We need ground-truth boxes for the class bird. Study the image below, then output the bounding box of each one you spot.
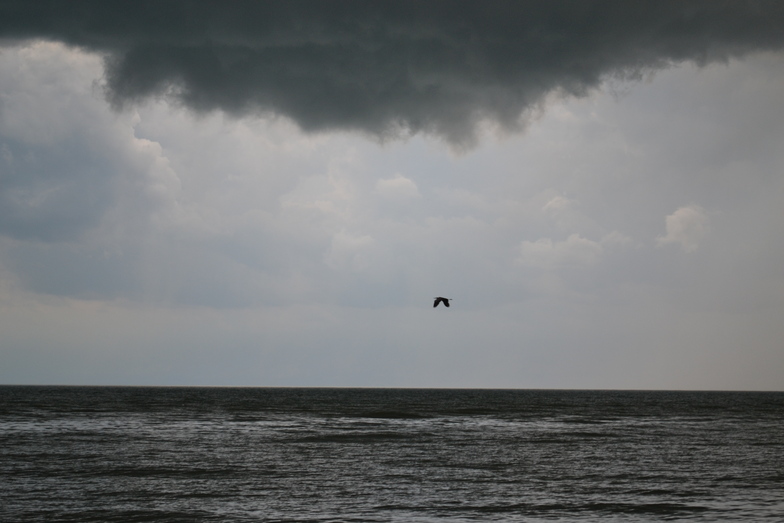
[433,297,451,308]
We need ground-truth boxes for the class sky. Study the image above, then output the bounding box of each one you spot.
[1,1,783,389]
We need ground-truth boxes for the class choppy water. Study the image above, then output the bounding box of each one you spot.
[1,387,782,522]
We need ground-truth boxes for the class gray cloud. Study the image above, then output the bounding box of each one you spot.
[0,138,115,241]
[1,38,783,388]
[2,1,783,144]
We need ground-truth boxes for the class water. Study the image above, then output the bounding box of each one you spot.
[1,387,782,522]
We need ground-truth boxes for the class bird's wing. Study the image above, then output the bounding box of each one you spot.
[433,298,441,307]
[444,300,450,307]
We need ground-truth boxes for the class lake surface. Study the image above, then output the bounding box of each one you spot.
[1,387,782,521]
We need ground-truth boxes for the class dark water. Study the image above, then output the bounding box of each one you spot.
[1,387,782,522]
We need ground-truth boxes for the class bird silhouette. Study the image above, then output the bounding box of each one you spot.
[433,297,451,308]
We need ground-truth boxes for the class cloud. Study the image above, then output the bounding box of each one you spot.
[1,41,778,311]
[542,195,574,214]
[656,204,709,252]
[1,37,783,388]
[0,42,183,244]
[518,233,604,269]
[376,173,421,201]
[325,230,375,272]
[2,1,784,144]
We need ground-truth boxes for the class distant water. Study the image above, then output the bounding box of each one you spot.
[1,387,782,522]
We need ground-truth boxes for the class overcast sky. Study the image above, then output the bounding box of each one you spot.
[1,1,783,389]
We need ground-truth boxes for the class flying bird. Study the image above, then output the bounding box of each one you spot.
[433,297,451,308]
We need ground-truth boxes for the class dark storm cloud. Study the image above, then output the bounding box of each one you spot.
[2,0,784,144]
